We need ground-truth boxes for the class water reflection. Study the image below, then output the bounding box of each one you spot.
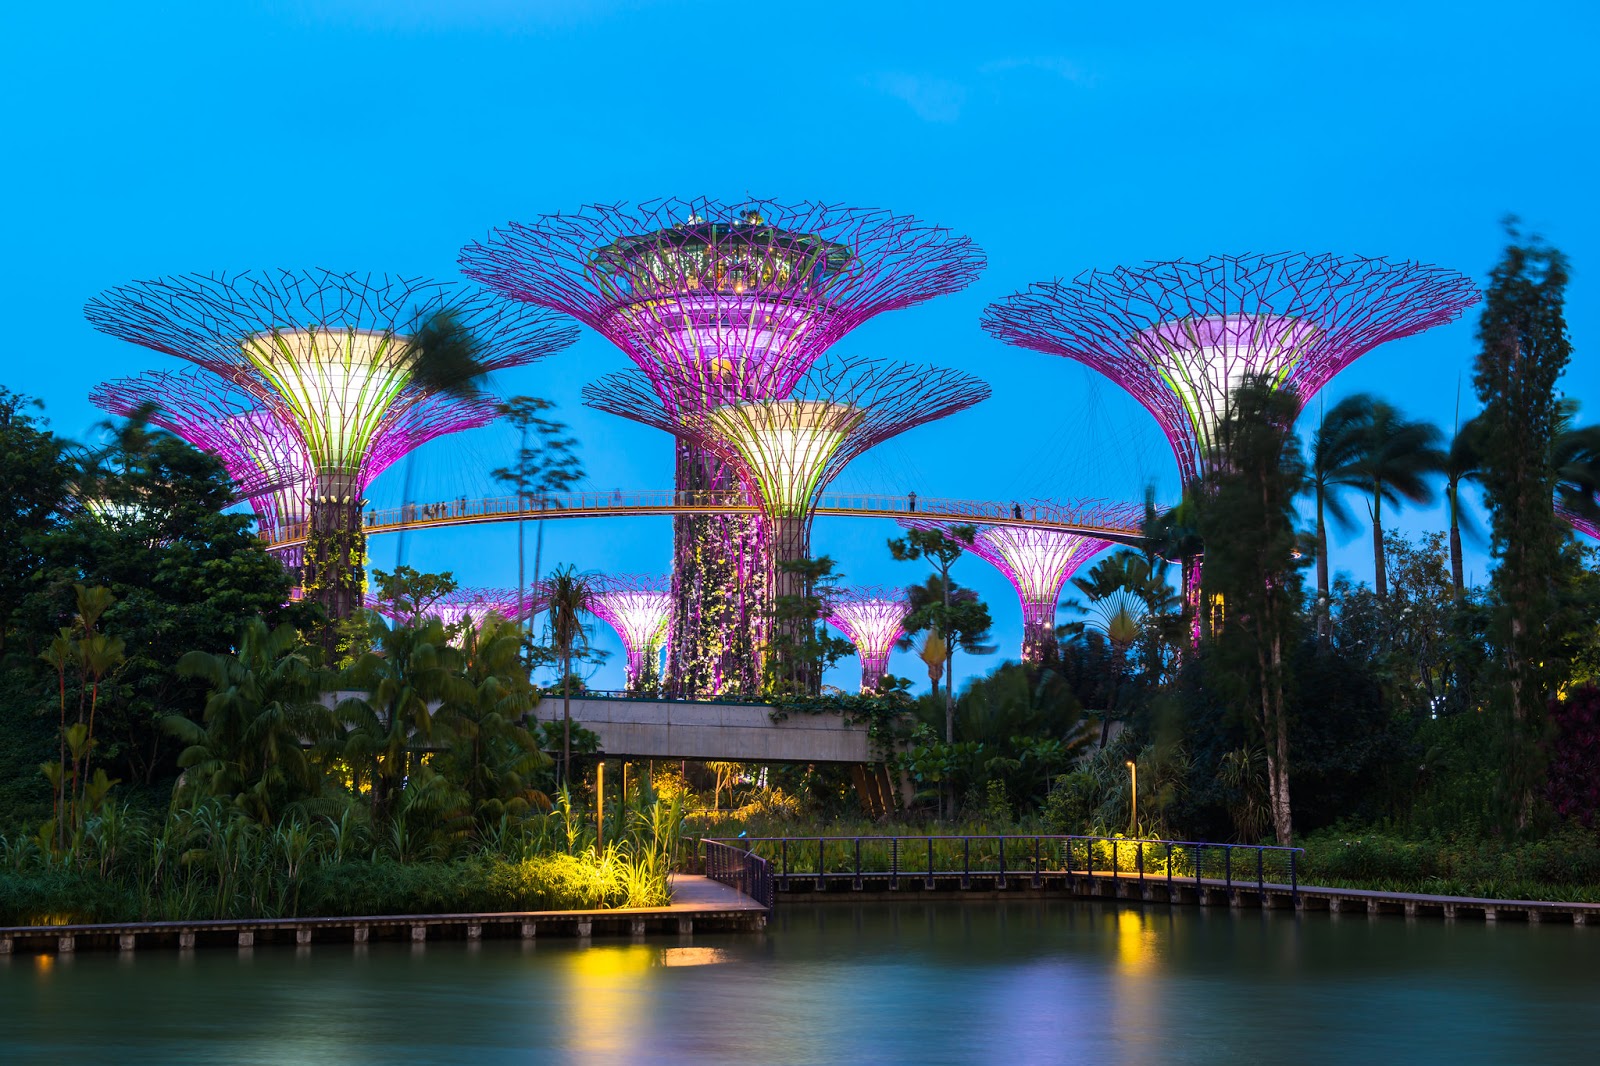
[2,902,1597,1064]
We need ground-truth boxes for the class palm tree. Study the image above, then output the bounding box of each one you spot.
[338,616,466,826]
[171,619,336,824]
[1328,396,1446,599]
[392,310,489,570]
[543,566,594,784]
[1305,397,1368,641]
[1444,413,1487,596]
[1553,410,1600,532]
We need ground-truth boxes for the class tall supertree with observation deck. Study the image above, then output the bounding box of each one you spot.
[903,512,1131,662]
[982,253,1479,630]
[588,574,673,694]
[84,270,577,636]
[460,198,985,695]
[827,588,908,693]
[586,357,989,688]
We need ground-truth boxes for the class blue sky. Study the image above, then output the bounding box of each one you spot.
[4,0,1597,691]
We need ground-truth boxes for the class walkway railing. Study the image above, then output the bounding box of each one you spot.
[265,490,1148,550]
[702,839,776,912]
[704,834,1303,904]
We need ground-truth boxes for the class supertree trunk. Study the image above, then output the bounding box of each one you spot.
[1020,601,1055,663]
[768,513,812,691]
[306,471,365,657]
[666,442,766,696]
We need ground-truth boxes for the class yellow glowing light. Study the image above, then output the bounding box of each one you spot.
[657,946,733,967]
[241,327,415,476]
[705,399,862,518]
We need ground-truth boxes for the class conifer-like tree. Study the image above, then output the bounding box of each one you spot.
[1473,223,1574,829]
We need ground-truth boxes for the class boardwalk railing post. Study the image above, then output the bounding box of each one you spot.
[819,838,826,890]
[1257,848,1265,902]
[1137,841,1144,882]
[781,838,789,891]
[889,838,900,891]
[962,838,971,890]
[1033,837,1042,889]
[1225,846,1232,889]
[926,838,935,890]
[1291,850,1299,906]
[853,838,863,891]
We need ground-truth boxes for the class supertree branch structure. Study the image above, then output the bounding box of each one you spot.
[587,357,991,581]
[368,587,545,632]
[981,253,1479,485]
[589,357,989,685]
[904,513,1118,662]
[460,197,986,399]
[84,270,577,634]
[827,587,909,692]
[463,199,983,700]
[588,574,673,693]
[90,366,311,541]
[1559,503,1600,542]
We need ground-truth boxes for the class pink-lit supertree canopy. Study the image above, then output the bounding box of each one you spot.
[982,254,1478,636]
[981,254,1479,485]
[368,587,544,632]
[84,270,577,631]
[586,357,990,678]
[90,367,312,543]
[1559,503,1600,542]
[461,199,985,697]
[827,587,908,693]
[588,574,673,693]
[904,513,1123,662]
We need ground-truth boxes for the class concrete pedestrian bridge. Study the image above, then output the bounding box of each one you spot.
[265,489,1147,550]
[562,695,874,764]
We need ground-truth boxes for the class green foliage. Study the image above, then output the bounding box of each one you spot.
[765,555,855,695]
[1195,378,1306,844]
[0,389,71,658]
[1474,222,1576,828]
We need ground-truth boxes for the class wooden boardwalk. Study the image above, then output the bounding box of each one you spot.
[0,875,766,956]
[776,868,1600,924]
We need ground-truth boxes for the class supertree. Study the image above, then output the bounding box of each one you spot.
[982,253,1479,630]
[84,271,577,636]
[588,574,673,694]
[827,587,908,693]
[90,367,312,547]
[1559,504,1600,542]
[587,357,990,684]
[368,587,544,631]
[903,515,1120,662]
[461,198,985,695]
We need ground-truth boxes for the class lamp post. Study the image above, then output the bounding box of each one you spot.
[1126,760,1138,837]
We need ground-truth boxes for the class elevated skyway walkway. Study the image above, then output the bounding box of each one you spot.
[265,490,1148,550]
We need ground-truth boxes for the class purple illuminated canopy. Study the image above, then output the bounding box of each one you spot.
[827,587,908,693]
[905,513,1120,662]
[981,253,1480,484]
[588,574,673,689]
[90,366,311,538]
[460,197,986,403]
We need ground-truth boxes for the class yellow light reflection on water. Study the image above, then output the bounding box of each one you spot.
[657,946,732,967]
[558,944,655,1060]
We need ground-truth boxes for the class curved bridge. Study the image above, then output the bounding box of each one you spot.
[266,489,1148,550]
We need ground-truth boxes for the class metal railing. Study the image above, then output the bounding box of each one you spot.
[704,834,1303,904]
[266,489,1147,549]
[702,839,776,911]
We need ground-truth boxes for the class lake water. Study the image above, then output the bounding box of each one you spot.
[2,901,1596,1064]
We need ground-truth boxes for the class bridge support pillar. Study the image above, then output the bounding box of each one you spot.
[353,926,370,943]
[1483,908,1497,922]
[677,918,693,935]
[468,923,483,940]
[1404,902,1418,919]
[630,919,646,939]
[178,932,195,950]
[411,924,427,942]
[1443,903,1458,920]
[296,929,312,946]
[120,934,138,951]
[520,921,537,939]
[575,920,592,938]
[236,931,253,948]
[58,935,76,953]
